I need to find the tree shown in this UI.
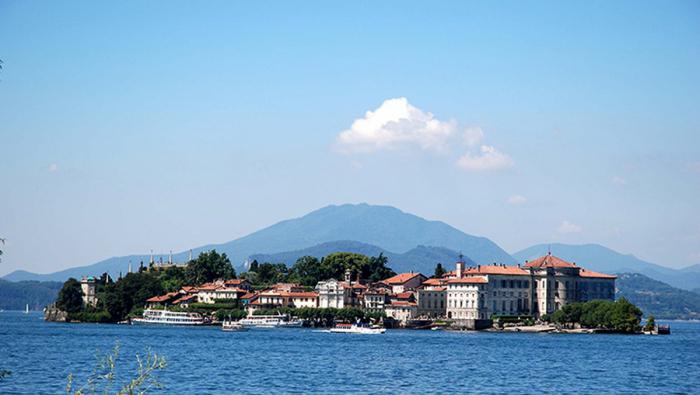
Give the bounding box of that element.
[184,250,235,285]
[433,263,446,278]
[57,278,83,313]
[289,256,322,286]
[319,252,369,280]
[366,253,395,282]
[252,262,288,285]
[644,315,656,332]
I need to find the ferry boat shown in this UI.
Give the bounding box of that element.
[222,320,247,332]
[238,314,303,328]
[329,323,386,334]
[132,308,205,326]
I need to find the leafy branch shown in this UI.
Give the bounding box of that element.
[66,341,167,395]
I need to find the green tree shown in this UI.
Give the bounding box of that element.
[102,272,164,321]
[252,262,289,285]
[366,253,395,282]
[184,250,235,285]
[57,278,84,313]
[289,256,322,286]
[433,263,446,278]
[320,252,369,280]
[644,315,656,332]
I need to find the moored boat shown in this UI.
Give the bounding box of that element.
[222,320,247,331]
[238,314,303,328]
[132,308,204,326]
[329,323,385,334]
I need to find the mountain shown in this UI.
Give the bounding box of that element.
[2,255,153,283]
[513,243,700,291]
[3,203,512,282]
[0,279,63,311]
[250,240,473,274]
[616,273,700,320]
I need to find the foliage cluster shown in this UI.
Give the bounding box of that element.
[215,309,247,321]
[55,250,236,323]
[243,252,396,287]
[66,341,166,395]
[546,297,643,333]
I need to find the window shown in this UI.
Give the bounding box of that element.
[501,280,507,288]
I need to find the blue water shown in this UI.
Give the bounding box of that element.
[1,312,698,394]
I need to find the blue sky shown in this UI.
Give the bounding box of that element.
[1,1,699,275]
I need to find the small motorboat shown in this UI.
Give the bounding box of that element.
[329,322,385,334]
[222,320,247,332]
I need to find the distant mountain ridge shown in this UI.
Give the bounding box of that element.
[250,240,472,274]
[513,243,700,291]
[3,203,512,282]
[616,273,700,320]
[0,279,63,311]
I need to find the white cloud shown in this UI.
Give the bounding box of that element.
[611,176,627,185]
[463,127,484,147]
[48,163,58,172]
[335,97,457,153]
[507,194,527,205]
[456,145,514,171]
[336,97,514,172]
[557,220,582,234]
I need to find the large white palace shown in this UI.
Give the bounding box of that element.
[439,254,616,328]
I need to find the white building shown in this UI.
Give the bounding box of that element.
[80,276,97,307]
[316,279,349,308]
[417,278,447,318]
[442,254,617,326]
[385,301,417,325]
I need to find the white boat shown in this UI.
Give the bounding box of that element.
[25,304,29,314]
[132,308,204,326]
[329,323,386,334]
[238,314,303,328]
[222,320,247,331]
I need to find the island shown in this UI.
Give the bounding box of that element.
[46,250,651,334]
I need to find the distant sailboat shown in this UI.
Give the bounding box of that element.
[25,304,29,314]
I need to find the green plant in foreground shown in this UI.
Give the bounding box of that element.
[66,341,167,395]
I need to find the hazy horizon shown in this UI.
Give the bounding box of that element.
[1,1,699,275]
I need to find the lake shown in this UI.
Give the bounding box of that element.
[1,311,698,394]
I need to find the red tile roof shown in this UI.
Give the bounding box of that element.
[172,294,197,304]
[146,292,179,303]
[383,272,425,285]
[423,278,446,286]
[341,282,368,289]
[447,276,488,284]
[579,269,617,279]
[393,291,415,300]
[197,283,224,291]
[224,279,249,286]
[288,292,319,298]
[240,292,259,300]
[524,254,577,269]
[463,265,529,276]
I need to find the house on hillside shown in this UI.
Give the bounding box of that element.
[382,272,427,294]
